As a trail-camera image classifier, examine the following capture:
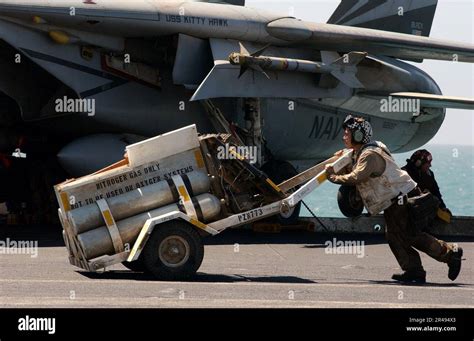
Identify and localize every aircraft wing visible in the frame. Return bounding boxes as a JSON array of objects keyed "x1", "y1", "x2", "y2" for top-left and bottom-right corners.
[
  {"x1": 0, "y1": 0, "x2": 472, "y2": 103},
  {"x1": 267, "y1": 18, "x2": 474, "y2": 63},
  {"x1": 0, "y1": 1, "x2": 472, "y2": 64}
]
